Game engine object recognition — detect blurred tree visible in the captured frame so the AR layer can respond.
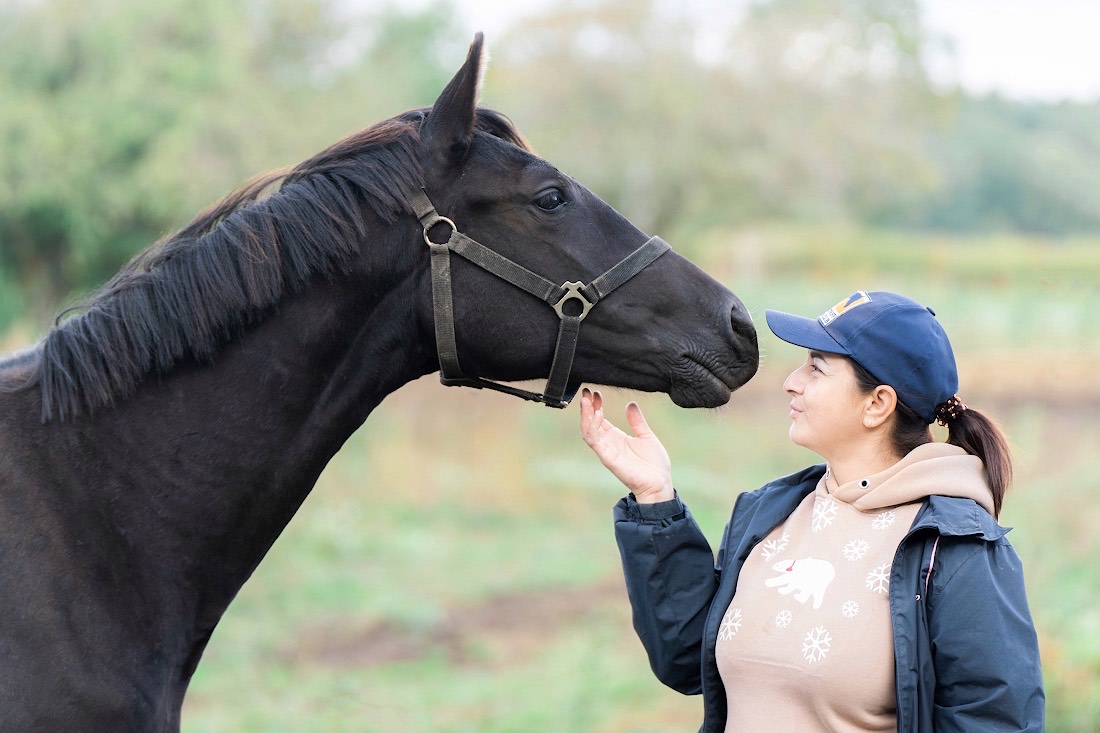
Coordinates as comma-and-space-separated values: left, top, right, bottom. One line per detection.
3, 0, 1099, 332
913, 95, 1100, 234
0, 0, 459, 324
726, 0, 947, 224
487, 0, 947, 250
487, 0, 752, 246
487, 0, 1100, 240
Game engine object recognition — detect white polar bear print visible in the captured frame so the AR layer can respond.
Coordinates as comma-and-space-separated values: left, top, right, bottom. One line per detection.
765, 557, 836, 609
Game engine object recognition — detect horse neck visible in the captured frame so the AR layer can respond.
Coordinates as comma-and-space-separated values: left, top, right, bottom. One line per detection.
68, 222, 435, 634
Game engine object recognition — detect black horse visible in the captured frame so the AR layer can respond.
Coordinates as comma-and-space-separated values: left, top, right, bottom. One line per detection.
0, 35, 757, 731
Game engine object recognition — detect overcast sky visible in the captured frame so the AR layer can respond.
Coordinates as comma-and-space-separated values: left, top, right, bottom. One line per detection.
922, 0, 1100, 101
447, 0, 1100, 103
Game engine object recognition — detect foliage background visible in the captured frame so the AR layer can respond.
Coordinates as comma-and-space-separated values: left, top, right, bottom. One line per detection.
1, 0, 1097, 730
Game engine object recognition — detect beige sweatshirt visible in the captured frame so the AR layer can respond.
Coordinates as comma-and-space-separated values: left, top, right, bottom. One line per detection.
715, 443, 994, 732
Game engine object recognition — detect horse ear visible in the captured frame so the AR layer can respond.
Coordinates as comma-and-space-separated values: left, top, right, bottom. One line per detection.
422, 32, 487, 167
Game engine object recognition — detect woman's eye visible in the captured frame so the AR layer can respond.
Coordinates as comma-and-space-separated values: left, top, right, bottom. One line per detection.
534, 189, 567, 211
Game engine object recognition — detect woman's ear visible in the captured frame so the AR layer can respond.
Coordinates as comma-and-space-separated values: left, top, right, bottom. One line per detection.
864, 385, 898, 428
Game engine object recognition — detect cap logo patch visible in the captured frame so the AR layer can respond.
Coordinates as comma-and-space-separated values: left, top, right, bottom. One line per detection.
819, 291, 871, 326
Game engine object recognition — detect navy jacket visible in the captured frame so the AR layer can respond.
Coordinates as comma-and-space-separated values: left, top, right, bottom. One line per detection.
613, 465, 1045, 732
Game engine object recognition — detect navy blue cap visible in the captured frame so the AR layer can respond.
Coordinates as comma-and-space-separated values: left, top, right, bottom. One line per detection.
765, 291, 958, 424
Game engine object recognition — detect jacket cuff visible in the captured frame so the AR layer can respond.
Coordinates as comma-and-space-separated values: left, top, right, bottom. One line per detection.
625, 491, 686, 522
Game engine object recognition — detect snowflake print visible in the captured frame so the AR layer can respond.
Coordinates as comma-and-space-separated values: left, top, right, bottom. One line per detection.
775, 610, 793, 629
841, 600, 860, 618
812, 496, 839, 533
760, 532, 790, 561
717, 607, 743, 641
802, 625, 832, 663
871, 510, 897, 531
843, 538, 869, 562
866, 563, 891, 594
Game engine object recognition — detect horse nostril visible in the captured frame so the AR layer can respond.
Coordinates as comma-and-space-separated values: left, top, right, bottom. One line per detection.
729, 306, 757, 342
728, 304, 761, 378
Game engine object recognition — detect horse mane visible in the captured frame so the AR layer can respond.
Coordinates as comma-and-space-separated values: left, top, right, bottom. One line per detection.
1, 107, 531, 422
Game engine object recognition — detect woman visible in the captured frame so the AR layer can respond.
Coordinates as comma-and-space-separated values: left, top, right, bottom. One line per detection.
580, 291, 1044, 732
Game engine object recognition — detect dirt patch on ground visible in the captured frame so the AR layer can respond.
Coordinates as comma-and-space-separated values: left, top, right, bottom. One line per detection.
283, 577, 627, 670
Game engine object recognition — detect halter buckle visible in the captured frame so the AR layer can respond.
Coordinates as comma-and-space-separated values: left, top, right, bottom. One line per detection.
422, 216, 457, 247
553, 282, 594, 321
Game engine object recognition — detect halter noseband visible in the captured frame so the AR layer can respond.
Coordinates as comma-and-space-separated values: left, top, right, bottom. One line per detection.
408, 188, 670, 408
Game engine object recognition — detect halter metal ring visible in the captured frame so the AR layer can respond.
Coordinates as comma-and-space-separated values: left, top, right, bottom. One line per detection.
422, 216, 457, 246
553, 281, 594, 321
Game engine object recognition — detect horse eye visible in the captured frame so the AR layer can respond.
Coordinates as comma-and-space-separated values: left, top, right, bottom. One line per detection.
534, 189, 567, 212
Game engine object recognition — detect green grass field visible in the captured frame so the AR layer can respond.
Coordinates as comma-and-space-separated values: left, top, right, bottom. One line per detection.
173, 226, 1100, 732
13, 226, 1095, 732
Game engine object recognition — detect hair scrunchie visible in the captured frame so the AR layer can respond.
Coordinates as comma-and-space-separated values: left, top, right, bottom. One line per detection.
935, 395, 968, 427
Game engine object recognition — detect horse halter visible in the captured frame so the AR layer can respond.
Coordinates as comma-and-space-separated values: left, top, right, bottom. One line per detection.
407, 188, 670, 408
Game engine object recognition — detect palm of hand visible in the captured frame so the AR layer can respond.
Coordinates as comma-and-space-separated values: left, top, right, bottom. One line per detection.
579, 389, 673, 501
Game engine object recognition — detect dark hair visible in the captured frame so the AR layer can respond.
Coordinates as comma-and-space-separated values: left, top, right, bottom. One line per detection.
847, 358, 1012, 518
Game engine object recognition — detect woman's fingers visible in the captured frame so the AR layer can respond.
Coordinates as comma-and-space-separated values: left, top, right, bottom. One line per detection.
580, 388, 611, 447
579, 388, 593, 434
624, 401, 653, 439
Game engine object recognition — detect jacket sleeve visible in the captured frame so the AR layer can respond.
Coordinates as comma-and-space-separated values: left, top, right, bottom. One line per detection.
929, 537, 1046, 731
613, 492, 719, 695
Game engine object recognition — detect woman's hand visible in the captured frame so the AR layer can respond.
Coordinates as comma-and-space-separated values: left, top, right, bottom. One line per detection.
579, 388, 675, 503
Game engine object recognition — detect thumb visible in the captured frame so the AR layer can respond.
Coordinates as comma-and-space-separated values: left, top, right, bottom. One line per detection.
624, 402, 654, 439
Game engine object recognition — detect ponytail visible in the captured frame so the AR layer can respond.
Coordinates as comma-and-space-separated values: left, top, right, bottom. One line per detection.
847, 357, 1013, 518
941, 406, 1012, 519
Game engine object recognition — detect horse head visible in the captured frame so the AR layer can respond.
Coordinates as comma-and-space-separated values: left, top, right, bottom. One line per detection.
412, 34, 759, 408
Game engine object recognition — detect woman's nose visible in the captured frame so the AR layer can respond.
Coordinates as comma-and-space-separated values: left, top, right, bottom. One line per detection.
783, 366, 804, 395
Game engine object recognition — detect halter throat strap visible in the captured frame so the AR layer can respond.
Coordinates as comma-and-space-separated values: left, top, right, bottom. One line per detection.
408, 188, 669, 408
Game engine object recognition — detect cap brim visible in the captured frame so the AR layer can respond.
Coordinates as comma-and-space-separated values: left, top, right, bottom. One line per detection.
765, 309, 847, 354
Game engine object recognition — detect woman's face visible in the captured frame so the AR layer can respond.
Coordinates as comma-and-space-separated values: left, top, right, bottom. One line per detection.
783, 351, 867, 460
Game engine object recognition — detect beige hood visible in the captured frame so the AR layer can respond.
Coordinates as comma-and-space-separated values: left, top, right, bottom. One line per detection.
829, 442, 995, 516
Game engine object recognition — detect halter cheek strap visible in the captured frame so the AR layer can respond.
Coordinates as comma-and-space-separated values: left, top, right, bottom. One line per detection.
407, 188, 669, 408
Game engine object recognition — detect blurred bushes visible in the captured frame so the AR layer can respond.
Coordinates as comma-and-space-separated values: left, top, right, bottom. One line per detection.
0, 0, 459, 324
1, 0, 1099, 327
